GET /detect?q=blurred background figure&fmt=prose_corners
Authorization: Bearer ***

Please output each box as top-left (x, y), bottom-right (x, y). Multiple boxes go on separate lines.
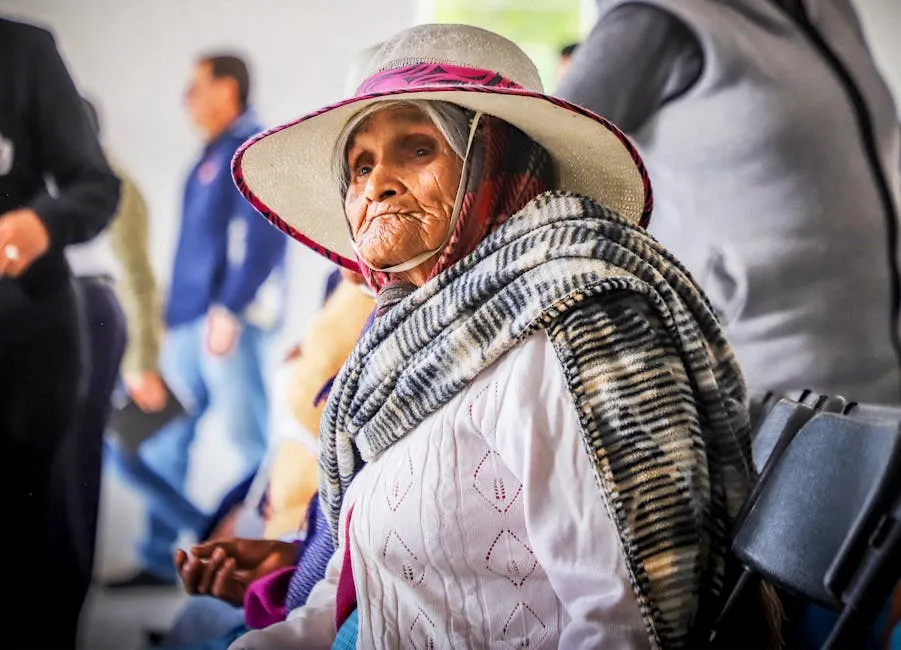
top-left (145, 46), bottom-right (381, 647)
top-left (557, 0), bottom-right (901, 406)
top-left (0, 16), bottom-right (120, 650)
top-left (81, 99), bottom-right (169, 417)
top-left (147, 268), bottom-right (374, 650)
top-left (557, 42), bottom-right (579, 83)
top-left (106, 53), bottom-right (288, 589)
top-left (42, 94), bottom-right (166, 648)
top-left (86, 94), bottom-right (212, 570)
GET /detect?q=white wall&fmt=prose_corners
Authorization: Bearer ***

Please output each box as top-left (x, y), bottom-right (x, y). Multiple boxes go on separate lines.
top-left (853, 0), bottom-right (901, 106)
top-left (0, 0), bottom-right (416, 353)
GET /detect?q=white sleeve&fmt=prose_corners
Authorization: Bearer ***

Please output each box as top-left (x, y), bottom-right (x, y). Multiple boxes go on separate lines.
top-left (228, 548), bottom-right (342, 650)
top-left (477, 333), bottom-right (650, 650)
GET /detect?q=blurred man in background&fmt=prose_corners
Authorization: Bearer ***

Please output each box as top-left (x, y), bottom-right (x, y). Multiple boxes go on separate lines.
top-left (108, 53), bottom-right (287, 589)
top-left (0, 16), bottom-right (120, 649)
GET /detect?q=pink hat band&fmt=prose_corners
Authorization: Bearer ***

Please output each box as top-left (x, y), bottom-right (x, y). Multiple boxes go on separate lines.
top-left (356, 63), bottom-right (524, 96)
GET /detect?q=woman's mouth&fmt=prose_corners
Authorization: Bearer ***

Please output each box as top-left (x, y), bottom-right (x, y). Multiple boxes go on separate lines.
top-left (361, 208), bottom-right (409, 232)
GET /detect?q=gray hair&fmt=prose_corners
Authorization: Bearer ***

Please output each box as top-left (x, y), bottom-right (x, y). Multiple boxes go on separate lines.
top-left (333, 100), bottom-right (472, 199)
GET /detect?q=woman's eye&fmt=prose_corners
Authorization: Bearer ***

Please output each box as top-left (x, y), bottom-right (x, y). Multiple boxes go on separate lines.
top-left (356, 165), bottom-right (372, 178)
top-left (415, 147), bottom-right (431, 158)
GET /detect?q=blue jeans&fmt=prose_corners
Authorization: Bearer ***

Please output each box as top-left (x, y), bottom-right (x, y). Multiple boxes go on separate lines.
top-left (792, 602), bottom-right (892, 650)
top-left (105, 437), bottom-right (209, 536)
top-left (158, 596), bottom-right (247, 648)
top-left (133, 317), bottom-right (271, 579)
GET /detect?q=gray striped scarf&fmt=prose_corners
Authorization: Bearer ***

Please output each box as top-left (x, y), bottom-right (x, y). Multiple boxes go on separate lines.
top-left (319, 190), bottom-right (755, 648)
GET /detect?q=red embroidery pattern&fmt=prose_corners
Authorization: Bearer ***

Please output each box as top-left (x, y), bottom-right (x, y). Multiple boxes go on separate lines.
top-left (502, 602), bottom-right (549, 648)
top-left (409, 609), bottom-right (440, 650)
top-left (473, 451), bottom-right (522, 514)
top-left (485, 529), bottom-right (537, 588)
top-left (382, 530), bottom-right (425, 586)
top-left (378, 448), bottom-right (443, 642)
top-left (467, 383), bottom-right (493, 429)
top-left (384, 452), bottom-right (415, 512)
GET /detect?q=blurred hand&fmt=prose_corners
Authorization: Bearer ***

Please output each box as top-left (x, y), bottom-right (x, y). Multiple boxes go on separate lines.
top-left (173, 538), bottom-right (296, 606)
top-left (283, 343), bottom-right (302, 363)
top-left (124, 371), bottom-right (168, 413)
top-left (206, 308), bottom-right (241, 357)
top-left (0, 209), bottom-right (50, 278)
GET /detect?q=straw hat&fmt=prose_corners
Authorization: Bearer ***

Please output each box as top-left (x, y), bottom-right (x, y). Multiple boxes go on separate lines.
top-left (232, 23), bottom-right (652, 270)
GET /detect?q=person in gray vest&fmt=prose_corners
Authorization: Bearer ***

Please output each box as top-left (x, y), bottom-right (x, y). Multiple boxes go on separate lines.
top-left (557, 0), bottom-right (901, 405)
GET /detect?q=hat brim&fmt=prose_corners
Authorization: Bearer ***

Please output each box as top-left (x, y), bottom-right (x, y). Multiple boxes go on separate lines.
top-left (232, 86), bottom-right (652, 270)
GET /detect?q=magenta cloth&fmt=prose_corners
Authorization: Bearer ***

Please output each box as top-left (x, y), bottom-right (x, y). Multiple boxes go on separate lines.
top-left (335, 505), bottom-right (357, 630)
top-left (243, 565), bottom-right (296, 629)
top-left (355, 63), bottom-right (524, 94)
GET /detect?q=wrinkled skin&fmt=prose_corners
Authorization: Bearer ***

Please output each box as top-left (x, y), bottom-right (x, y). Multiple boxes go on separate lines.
top-left (343, 106), bottom-right (463, 287)
top-left (173, 538), bottom-right (296, 606)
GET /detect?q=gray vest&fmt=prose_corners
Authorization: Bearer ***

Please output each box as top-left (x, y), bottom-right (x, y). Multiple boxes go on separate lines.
top-left (608, 0), bottom-right (901, 403)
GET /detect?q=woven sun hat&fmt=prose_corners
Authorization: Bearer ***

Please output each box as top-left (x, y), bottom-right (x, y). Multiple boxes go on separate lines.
top-left (232, 23), bottom-right (653, 270)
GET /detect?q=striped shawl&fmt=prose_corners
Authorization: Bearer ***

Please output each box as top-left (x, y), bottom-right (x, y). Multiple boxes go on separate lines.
top-left (319, 191), bottom-right (755, 648)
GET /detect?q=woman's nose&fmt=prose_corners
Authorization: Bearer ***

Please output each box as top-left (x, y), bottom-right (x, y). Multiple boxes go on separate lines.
top-left (364, 164), bottom-right (403, 202)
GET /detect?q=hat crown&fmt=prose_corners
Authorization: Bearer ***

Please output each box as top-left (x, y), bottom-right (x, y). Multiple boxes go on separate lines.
top-left (361, 24), bottom-right (544, 93)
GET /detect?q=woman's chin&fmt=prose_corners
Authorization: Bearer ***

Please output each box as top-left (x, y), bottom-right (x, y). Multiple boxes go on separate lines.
top-left (357, 239), bottom-right (426, 271)
top-left (357, 250), bottom-right (407, 271)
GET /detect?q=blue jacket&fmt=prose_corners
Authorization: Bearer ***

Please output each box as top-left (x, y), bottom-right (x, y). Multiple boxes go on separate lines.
top-left (166, 109), bottom-right (286, 328)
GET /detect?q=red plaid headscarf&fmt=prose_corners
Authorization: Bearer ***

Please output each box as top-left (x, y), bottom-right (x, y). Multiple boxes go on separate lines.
top-left (358, 114), bottom-right (556, 309)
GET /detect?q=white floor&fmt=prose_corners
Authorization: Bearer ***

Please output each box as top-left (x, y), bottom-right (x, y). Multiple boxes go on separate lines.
top-left (80, 587), bottom-right (188, 650)
top-left (81, 413), bottom-right (245, 650)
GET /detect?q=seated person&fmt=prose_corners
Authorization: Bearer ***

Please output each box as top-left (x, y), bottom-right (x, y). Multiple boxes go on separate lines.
top-left (155, 270), bottom-right (373, 648)
top-left (162, 492), bottom-right (334, 650)
top-left (264, 270), bottom-right (374, 540)
top-left (228, 23), bottom-right (778, 650)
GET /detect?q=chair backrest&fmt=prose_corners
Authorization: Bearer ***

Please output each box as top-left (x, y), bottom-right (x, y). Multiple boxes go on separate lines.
top-left (720, 391), bottom-right (901, 649)
top-left (747, 389), bottom-right (901, 471)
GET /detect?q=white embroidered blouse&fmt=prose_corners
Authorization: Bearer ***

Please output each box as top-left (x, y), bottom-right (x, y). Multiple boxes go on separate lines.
top-left (231, 332), bottom-right (650, 649)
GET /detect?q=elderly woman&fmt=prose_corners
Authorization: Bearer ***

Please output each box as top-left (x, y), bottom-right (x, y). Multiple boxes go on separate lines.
top-left (228, 24), bottom-right (772, 650)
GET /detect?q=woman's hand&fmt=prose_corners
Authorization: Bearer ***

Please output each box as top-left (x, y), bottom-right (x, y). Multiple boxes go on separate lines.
top-left (173, 538), bottom-right (296, 606)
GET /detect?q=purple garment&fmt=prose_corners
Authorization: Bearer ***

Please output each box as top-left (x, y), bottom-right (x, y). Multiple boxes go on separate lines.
top-left (244, 565), bottom-right (295, 629)
top-left (286, 495), bottom-right (335, 612)
top-left (240, 495), bottom-right (335, 629)
top-left (293, 316), bottom-right (371, 609)
top-left (241, 292), bottom-right (367, 628)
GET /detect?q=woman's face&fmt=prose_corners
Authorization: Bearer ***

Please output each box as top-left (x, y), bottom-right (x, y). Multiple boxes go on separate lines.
top-left (344, 106), bottom-right (463, 275)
